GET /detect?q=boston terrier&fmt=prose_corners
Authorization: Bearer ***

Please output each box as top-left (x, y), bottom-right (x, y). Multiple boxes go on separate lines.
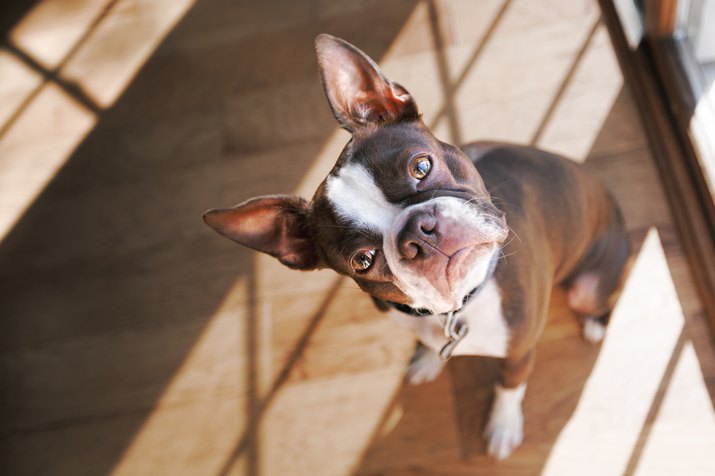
top-left (203, 34), bottom-right (631, 460)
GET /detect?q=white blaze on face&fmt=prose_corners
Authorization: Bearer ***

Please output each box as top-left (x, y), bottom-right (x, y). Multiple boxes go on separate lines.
top-left (326, 163), bottom-right (400, 233)
top-left (326, 163), bottom-right (497, 312)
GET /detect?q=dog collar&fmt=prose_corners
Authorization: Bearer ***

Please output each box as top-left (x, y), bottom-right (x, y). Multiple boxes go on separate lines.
top-left (386, 286), bottom-right (479, 317)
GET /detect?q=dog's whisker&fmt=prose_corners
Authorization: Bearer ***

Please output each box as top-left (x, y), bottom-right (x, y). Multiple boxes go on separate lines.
top-left (488, 180), bottom-right (518, 194)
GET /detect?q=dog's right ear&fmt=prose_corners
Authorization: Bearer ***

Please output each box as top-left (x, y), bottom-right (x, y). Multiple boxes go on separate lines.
top-left (315, 34), bottom-right (418, 132)
top-left (203, 195), bottom-right (321, 270)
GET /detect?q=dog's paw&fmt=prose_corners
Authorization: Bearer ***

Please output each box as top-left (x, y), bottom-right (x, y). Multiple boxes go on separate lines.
top-left (583, 317), bottom-right (606, 343)
top-left (406, 346), bottom-right (445, 385)
top-left (484, 383), bottom-right (526, 460)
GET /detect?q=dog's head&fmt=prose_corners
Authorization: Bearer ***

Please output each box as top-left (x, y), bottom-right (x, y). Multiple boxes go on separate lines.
top-left (204, 34), bottom-right (508, 314)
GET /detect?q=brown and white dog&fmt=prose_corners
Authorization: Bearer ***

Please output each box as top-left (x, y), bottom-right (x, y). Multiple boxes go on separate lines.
top-left (203, 34), bottom-right (630, 460)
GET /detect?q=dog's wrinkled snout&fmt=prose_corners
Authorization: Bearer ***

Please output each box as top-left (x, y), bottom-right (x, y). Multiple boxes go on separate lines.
top-left (398, 212), bottom-right (437, 260)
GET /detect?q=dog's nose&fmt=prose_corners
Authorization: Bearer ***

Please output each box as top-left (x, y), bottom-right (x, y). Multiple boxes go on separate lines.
top-left (398, 212), bottom-right (438, 259)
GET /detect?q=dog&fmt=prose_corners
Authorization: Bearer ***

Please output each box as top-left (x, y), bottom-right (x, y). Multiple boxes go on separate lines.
top-left (203, 34), bottom-right (630, 460)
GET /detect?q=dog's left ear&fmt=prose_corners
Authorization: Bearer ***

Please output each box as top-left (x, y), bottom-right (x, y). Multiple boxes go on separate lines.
top-left (203, 195), bottom-right (321, 270)
top-left (315, 34), bottom-right (418, 132)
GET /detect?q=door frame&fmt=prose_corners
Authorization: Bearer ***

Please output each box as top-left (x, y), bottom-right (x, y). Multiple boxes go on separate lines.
top-left (600, 0), bottom-right (715, 339)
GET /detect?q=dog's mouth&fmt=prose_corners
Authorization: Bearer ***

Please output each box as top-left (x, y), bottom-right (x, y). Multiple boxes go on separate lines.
top-left (437, 242), bottom-right (498, 309)
top-left (446, 243), bottom-right (494, 291)
top-left (390, 241), bottom-right (503, 314)
top-left (382, 196), bottom-right (507, 313)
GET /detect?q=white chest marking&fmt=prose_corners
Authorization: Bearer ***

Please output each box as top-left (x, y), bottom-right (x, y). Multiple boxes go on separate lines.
top-left (388, 278), bottom-right (510, 358)
top-left (325, 163), bottom-right (400, 233)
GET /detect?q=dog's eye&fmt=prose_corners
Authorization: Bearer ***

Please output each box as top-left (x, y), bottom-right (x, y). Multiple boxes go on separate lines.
top-left (350, 249), bottom-right (375, 272)
top-left (409, 155), bottom-right (431, 180)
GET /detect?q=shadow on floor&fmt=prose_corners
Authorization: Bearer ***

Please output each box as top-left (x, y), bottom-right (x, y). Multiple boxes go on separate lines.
top-left (0, 1), bottom-right (418, 474)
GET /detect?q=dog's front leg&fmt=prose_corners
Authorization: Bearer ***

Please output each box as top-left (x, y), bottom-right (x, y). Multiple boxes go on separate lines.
top-left (406, 342), bottom-right (446, 385)
top-left (484, 349), bottom-right (535, 460)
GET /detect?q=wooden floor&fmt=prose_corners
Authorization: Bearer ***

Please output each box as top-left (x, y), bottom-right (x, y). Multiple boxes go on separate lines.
top-left (2, 0), bottom-right (715, 474)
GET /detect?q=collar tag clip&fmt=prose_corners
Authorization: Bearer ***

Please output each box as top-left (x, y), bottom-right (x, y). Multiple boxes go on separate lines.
top-left (439, 311), bottom-right (469, 360)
